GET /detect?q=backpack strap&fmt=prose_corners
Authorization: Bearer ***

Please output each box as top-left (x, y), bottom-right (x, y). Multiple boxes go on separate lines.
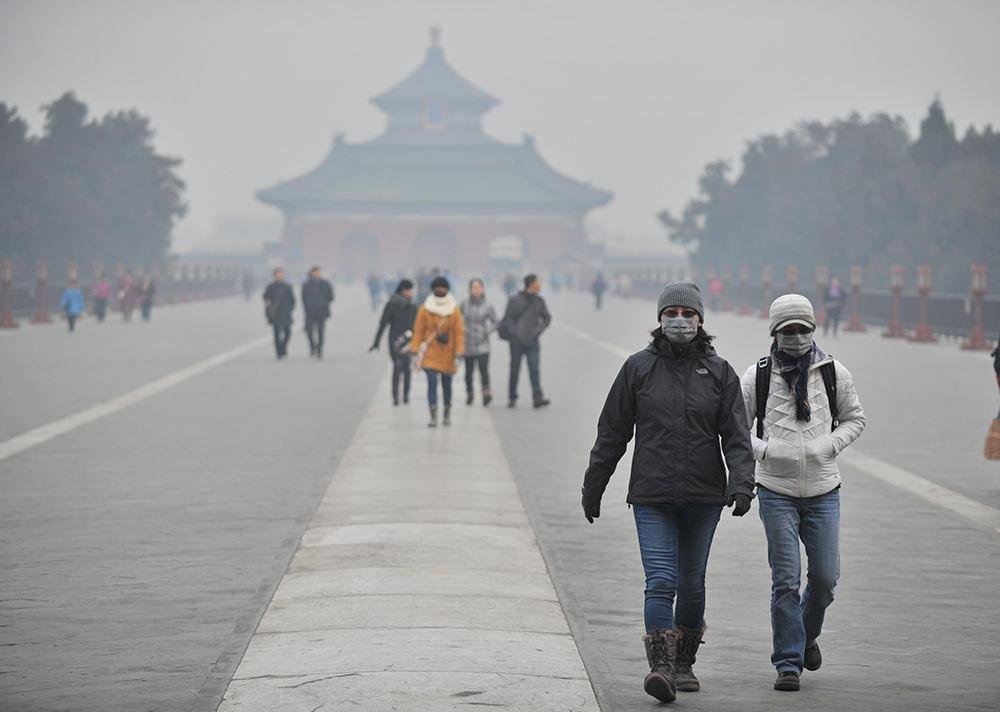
top-left (754, 356), bottom-right (771, 439)
top-left (819, 360), bottom-right (839, 431)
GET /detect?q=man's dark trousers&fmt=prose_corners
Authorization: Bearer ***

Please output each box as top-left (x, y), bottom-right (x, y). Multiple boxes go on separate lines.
top-left (273, 323), bottom-right (291, 357)
top-left (305, 315), bottom-right (326, 356)
top-left (508, 341), bottom-right (542, 404)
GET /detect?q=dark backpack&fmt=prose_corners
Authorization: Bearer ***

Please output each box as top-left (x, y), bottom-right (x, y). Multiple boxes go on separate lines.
top-left (754, 356), bottom-right (839, 439)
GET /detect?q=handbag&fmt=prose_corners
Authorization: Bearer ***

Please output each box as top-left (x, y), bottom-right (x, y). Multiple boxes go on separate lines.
top-left (413, 317), bottom-right (449, 370)
top-left (985, 418), bottom-right (1000, 460)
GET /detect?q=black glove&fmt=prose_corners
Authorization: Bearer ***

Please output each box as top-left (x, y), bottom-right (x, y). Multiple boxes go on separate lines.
top-left (368, 344), bottom-right (379, 352)
top-left (727, 493), bottom-right (752, 517)
top-left (581, 487), bottom-right (601, 524)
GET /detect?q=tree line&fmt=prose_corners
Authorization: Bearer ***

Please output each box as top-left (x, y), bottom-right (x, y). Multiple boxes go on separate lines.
top-left (659, 100), bottom-right (1000, 293)
top-left (0, 92), bottom-right (186, 276)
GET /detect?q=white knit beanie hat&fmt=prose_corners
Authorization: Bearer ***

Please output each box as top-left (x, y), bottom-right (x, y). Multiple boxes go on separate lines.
top-left (769, 294), bottom-right (816, 335)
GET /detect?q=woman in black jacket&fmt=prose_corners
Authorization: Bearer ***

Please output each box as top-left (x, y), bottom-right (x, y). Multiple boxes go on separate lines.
top-left (369, 279), bottom-right (418, 405)
top-left (581, 281), bottom-right (755, 703)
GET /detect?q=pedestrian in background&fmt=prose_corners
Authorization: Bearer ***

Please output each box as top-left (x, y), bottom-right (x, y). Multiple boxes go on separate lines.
top-left (241, 270), bottom-right (255, 301)
top-left (591, 271), bottom-right (608, 310)
top-left (502, 273), bottom-right (517, 299)
top-left (411, 276), bottom-right (464, 427)
top-left (263, 267), bottom-right (295, 360)
top-left (59, 279), bottom-right (85, 332)
top-left (823, 277), bottom-right (844, 336)
top-left (92, 275), bottom-right (111, 322)
top-left (366, 272), bottom-right (382, 311)
top-left (741, 294), bottom-right (866, 692)
top-left (460, 278), bottom-right (498, 406)
top-left (139, 276), bottom-right (155, 321)
top-left (498, 274), bottom-right (551, 408)
top-left (370, 278), bottom-right (418, 405)
top-left (301, 266), bottom-right (334, 359)
top-left (581, 281), bottom-right (755, 703)
top-left (117, 271), bottom-right (135, 321)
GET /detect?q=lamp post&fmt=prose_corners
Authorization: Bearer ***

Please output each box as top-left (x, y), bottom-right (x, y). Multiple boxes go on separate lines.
top-left (962, 265), bottom-right (993, 351)
top-left (845, 266), bottom-right (866, 332)
top-left (31, 262), bottom-right (52, 324)
top-left (1, 260), bottom-right (17, 329)
top-left (760, 266), bottom-right (773, 318)
top-left (909, 265), bottom-right (937, 342)
top-left (815, 265), bottom-right (829, 328)
top-left (883, 265), bottom-right (907, 338)
top-left (738, 264), bottom-right (753, 315)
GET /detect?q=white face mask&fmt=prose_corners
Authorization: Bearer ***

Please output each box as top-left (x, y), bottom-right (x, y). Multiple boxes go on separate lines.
top-left (660, 315), bottom-right (700, 344)
top-left (776, 332), bottom-right (813, 357)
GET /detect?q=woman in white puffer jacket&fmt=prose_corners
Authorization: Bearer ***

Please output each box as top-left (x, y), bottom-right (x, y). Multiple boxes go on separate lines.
top-left (739, 293), bottom-right (866, 694)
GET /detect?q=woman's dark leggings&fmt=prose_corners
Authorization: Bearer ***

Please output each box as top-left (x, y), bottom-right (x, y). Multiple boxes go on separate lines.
top-left (464, 353), bottom-right (490, 396)
top-left (391, 352), bottom-right (411, 401)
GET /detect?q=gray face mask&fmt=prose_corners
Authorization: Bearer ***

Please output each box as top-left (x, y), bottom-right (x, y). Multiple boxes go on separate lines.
top-left (776, 332), bottom-right (814, 357)
top-left (660, 315), bottom-right (700, 344)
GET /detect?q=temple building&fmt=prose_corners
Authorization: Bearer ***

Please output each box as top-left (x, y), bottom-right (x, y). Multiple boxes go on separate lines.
top-left (257, 28), bottom-right (612, 277)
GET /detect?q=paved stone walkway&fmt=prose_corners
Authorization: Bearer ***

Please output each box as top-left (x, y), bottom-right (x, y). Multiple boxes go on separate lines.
top-left (217, 370), bottom-right (599, 711)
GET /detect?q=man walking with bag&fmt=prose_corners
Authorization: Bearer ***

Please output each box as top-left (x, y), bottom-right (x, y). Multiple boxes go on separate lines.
top-left (301, 266), bottom-right (334, 359)
top-left (740, 294), bottom-right (866, 692)
top-left (263, 267), bottom-right (295, 359)
top-left (499, 274), bottom-right (551, 409)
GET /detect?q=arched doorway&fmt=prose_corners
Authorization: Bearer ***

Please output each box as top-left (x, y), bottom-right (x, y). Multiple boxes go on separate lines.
top-left (340, 233), bottom-right (380, 281)
top-left (412, 228), bottom-right (458, 272)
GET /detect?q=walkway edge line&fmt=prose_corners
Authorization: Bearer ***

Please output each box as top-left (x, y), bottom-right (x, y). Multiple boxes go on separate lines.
top-left (0, 335), bottom-right (270, 463)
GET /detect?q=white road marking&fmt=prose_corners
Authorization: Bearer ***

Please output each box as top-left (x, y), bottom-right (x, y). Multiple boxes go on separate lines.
top-left (0, 335), bottom-right (270, 463)
top-left (555, 320), bottom-right (1000, 535)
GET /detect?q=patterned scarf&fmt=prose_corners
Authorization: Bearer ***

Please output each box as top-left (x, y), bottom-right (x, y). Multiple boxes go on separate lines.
top-left (770, 340), bottom-right (815, 422)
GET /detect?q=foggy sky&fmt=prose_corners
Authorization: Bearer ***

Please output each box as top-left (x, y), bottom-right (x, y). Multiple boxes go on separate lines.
top-left (2, 0), bottom-right (999, 254)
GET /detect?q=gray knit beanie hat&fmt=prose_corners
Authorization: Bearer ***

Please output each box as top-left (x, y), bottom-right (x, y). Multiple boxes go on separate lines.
top-left (768, 293), bottom-right (816, 335)
top-left (656, 281), bottom-right (704, 322)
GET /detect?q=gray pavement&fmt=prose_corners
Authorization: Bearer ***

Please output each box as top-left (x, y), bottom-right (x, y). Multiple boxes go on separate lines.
top-left (2, 287), bottom-right (999, 711)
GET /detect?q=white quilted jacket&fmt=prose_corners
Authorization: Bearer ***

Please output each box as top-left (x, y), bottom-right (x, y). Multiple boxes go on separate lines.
top-left (739, 353), bottom-right (866, 498)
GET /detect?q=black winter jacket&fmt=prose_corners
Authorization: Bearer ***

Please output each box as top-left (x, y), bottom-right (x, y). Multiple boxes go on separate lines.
top-left (583, 334), bottom-right (755, 507)
top-left (263, 281), bottom-right (295, 326)
top-left (301, 278), bottom-right (334, 319)
top-left (501, 291), bottom-right (551, 345)
top-left (372, 293), bottom-right (418, 354)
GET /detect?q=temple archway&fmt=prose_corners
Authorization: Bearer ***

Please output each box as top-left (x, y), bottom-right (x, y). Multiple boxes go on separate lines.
top-left (413, 228), bottom-right (458, 271)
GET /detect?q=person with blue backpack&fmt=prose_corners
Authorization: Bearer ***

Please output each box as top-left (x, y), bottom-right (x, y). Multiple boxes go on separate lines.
top-left (740, 294), bottom-right (866, 692)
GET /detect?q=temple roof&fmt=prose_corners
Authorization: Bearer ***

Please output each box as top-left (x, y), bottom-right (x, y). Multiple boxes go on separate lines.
top-left (257, 138), bottom-right (612, 216)
top-left (258, 29), bottom-right (612, 217)
top-left (372, 27), bottom-right (498, 115)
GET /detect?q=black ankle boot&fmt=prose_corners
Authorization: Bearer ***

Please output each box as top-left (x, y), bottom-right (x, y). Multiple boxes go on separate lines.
top-left (675, 625), bottom-right (705, 692)
top-left (443, 405), bottom-right (451, 426)
top-left (643, 629), bottom-right (677, 702)
top-left (428, 405), bottom-right (437, 428)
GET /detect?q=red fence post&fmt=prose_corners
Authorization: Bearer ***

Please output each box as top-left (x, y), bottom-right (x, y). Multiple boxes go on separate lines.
top-left (1, 260), bottom-right (18, 329)
top-left (962, 265), bottom-right (993, 351)
top-left (845, 265), bottom-right (866, 332)
top-left (738, 264), bottom-right (753, 315)
top-left (759, 266), bottom-right (773, 318)
top-left (786, 265), bottom-right (799, 294)
top-left (815, 266), bottom-right (829, 327)
top-left (31, 262), bottom-right (52, 324)
top-left (883, 265), bottom-right (907, 338)
top-left (909, 265), bottom-right (937, 342)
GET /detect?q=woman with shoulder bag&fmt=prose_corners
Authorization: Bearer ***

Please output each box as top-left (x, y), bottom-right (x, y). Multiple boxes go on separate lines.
top-left (411, 276), bottom-right (465, 427)
top-left (580, 281), bottom-right (756, 703)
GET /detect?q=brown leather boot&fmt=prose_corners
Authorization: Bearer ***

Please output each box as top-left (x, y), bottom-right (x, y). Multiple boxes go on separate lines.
top-left (642, 629), bottom-right (677, 702)
top-left (675, 625), bottom-right (706, 691)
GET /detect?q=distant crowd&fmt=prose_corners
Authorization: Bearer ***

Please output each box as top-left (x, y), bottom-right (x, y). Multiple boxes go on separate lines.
top-left (58, 272), bottom-right (156, 332)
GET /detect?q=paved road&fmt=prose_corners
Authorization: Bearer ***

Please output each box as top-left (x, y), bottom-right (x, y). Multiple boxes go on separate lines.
top-left (2, 287), bottom-right (998, 711)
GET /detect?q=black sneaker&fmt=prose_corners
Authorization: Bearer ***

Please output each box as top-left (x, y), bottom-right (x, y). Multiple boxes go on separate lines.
top-left (774, 671), bottom-right (800, 691)
top-left (804, 642), bottom-right (822, 671)
top-left (507, 400), bottom-right (516, 408)
top-left (466, 393), bottom-right (474, 406)
top-left (532, 398), bottom-right (551, 409)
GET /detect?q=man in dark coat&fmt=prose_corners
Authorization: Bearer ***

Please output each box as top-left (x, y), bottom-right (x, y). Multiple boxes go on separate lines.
top-left (263, 267), bottom-right (295, 359)
top-left (499, 274), bottom-right (551, 408)
top-left (370, 279), bottom-right (418, 405)
top-left (301, 266), bottom-right (335, 359)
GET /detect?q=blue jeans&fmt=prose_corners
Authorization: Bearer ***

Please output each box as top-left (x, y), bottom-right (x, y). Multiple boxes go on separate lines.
top-left (634, 504), bottom-right (723, 632)
top-left (424, 368), bottom-right (453, 407)
top-left (508, 341), bottom-right (543, 402)
top-left (757, 486), bottom-right (840, 672)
